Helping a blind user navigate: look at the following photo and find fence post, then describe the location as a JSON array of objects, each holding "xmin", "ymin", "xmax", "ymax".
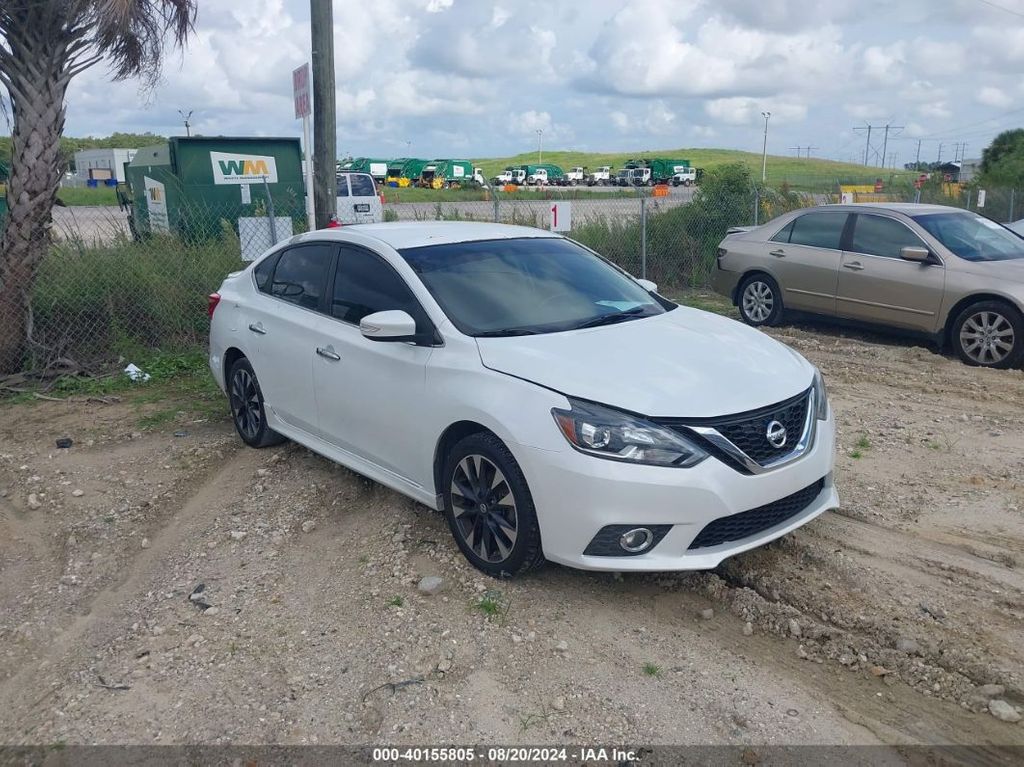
[
  {"xmin": 966, "ymin": 189, "xmax": 972, "ymax": 211},
  {"xmin": 640, "ymin": 195, "xmax": 647, "ymax": 280},
  {"xmin": 1010, "ymin": 188, "xmax": 1016, "ymax": 223},
  {"xmin": 263, "ymin": 176, "xmax": 278, "ymax": 244},
  {"xmin": 493, "ymin": 195, "xmax": 499, "ymax": 224}
]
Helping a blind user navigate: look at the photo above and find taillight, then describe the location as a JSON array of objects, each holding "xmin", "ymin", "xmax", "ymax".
[{"xmin": 207, "ymin": 292, "xmax": 221, "ymax": 319}]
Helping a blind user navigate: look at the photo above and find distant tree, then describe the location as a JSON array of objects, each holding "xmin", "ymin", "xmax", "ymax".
[
  {"xmin": 979, "ymin": 129, "xmax": 1024, "ymax": 186},
  {"xmin": 0, "ymin": 1, "xmax": 196, "ymax": 373}
]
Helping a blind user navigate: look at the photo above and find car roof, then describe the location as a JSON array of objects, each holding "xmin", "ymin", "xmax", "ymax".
[
  {"xmin": 301, "ymin": 221, "xmax": 561, "ymax": 250},
  {"xmin": 810, "ymin": 202, "xmax": 963, "ymax": 216}
]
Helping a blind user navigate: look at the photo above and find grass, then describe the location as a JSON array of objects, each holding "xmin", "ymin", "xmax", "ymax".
[
  {"xmin": 387, "ymin": 595, "xmax": 404, "ymax": 608},
  {"xmin": 475, "ymin": 148, "xmax": 916, "ymax": 192},
  {"xmin": 2, "ymin": 349, "xmax": 229, "ymax": 440},
  {"xmin": 848, "ymin": 435, "xmax": 872, "ymax": 459},
  {"xmin": 30, "ymin": 230, "xmax": 244, "ymax": 365},
  {"xmin": 57, "ymin": 186, "xmax": 119, "ymax": 206},
  {"xmin": 672, "ymin": 290, "xmax": 735, "ymax": 317},
  {"xmin": 642, "ymin": 662, "xmax": 662, "ymax": 677},
  {"xmin": 473, "ymin": 590, "xmax": 511, "ymax": 624}
]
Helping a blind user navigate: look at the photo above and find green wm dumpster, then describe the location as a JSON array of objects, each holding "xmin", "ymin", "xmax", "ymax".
[{"xmin": 125, "ymin": 136, "xmax": 305, "ymax": 248}]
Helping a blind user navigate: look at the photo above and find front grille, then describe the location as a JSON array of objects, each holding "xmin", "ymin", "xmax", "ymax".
[
  {"xmin": 658, "ymin": 388, "xmax": 811, "ymax": 473},
  {"xmin": 688, "ymin": 478, "xmax": 825, "ymax": 550},
  {"xmin": 714, "ymin": 391, "xmax": 810, "ymax": 464}
]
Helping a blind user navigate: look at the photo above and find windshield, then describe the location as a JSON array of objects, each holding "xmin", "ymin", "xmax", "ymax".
[
  {"xmin": 912, "ymin": 212, "xmax": 1024, "ymax": 262},
  {"xmin": 399, "ymin": 237, "xmax": 670, "ymax": 336}
]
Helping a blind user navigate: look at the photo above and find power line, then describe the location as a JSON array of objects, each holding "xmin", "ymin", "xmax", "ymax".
[{"xmin": 971, "ymin": 0, "xmax": 1024, "ymax": 19}]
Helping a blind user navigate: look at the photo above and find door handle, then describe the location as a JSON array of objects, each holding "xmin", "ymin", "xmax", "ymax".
[
  {"xmin": 248, "ymin": 322, "xmax": 267, "ymax": 335},
  {"xmin": 769, "ymin": 248, "xmax": 786, "ymax": 257},
  {"xmin": 316, "ymin": 346, "xmax": 341, "ymax": 361},
  {"xmin": 843, "ymin": 261, "xmax": 865, "ymax": 271}
]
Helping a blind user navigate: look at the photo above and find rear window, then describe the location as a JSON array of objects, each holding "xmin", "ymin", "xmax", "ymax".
[
  {"xmin": 349, "ymin": 173, "xmax": 376, "ymax": 196},
  {"xmin": 787, "ymin": 212, "xmax": 848, "ymax": 250}
]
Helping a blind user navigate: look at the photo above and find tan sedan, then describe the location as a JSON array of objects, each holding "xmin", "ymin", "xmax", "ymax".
[{"xmin": 712, "ymin": 203, "xmax": 1024, "ymax": 369}]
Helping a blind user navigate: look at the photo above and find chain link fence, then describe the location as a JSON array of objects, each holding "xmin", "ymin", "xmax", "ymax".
[{"xmin": 3, "ymin": 170, "xmax": 1021, "ymax": 374}]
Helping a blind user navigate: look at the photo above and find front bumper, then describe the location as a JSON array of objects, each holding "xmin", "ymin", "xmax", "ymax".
[
  {"xmin": 711, "ymin": 266, "xmax": 742, "ymax": 303},
  {"xmin": 516, "ymin": 409, "xmax": 837, "ymax": 571}
]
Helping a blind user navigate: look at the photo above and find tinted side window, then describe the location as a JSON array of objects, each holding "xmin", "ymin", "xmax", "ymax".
[
  {"xmin": 770, "ymin": 220, "xmax": 795, "ymax": 243},
  {"xmin": 254, "ymin": 251, "xmax": 282, "ymax": 293},
  {"xmin": 336, "ymin": 176, "xmax": 350, "ymax": 197},
  {"xmin": 331, "ymin": 247, "xmax": 424, "ymax": 328},
  {"xmin": 270, "ymin": 243, "xmax": 333, "ymax": 311},
  {"xmin": 850, "ymin": 214, "xmax": 926, "ymax": 258},
  {"xmin": 788, "ymin": 212, "xmax": 848, "ymax": 250},
  {"xmin": 349, "ymin": 173, "xmax": 376, "ymax": 196}
]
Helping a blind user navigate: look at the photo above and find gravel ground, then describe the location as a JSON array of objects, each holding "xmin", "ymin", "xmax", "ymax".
[{"xmin": 1, "ymin": 310, "xmax": 1023, "ymax": 752}]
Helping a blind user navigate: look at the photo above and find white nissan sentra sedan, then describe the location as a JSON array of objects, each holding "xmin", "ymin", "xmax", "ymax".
[{"xmin": 209, "ymin": 222, "xmax": 838, "ymax": 577}]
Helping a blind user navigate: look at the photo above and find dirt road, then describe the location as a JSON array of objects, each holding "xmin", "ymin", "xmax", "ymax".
[{"xmin": 0, "ymin": 308, "xmax": 1022, "ymax": 752}]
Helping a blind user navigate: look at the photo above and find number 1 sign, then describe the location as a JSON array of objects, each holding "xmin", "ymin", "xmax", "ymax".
[{"xmin": 549, "ymin": 201, "xmax": 572, "ymax": 232}]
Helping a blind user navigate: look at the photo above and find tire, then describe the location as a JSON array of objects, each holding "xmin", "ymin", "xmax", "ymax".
[
  {"xmin": 738, "ymin": 273, "xmax": 784, "ymax": 327},
  {"xmin": 227, "ymin": 358, "xmax": 286, "ymax": 448},
  {"xmin": 951, "ymin": 300, "xmax": 1024, "ymax": 369},
  {"xmin": 441, "ymin": 432, "xmax": 545, "ymax": 578}
]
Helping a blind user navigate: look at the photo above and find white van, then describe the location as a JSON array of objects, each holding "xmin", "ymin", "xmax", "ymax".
[{"xmin": 336, "ymin": 172, "xmax": 383, "ymax": 224}]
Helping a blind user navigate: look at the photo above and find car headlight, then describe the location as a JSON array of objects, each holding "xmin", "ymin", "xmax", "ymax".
[
  {"xmin": 552, "ymin": 399, "xmax": 708, "ymax": 468},
  {"xmin": 812, "ymin": 367, "xmax": 829, "ymax": 421}
]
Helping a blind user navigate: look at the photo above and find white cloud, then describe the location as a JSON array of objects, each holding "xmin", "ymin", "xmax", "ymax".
[
  {"xmin": 977, "ymin": 86, "xmax": 1012, "ymax": 108},
  {"xmin": 50, "ymin": 0, "xmax": 1024, "ymax": 161},
  {"xmin": 705, "ymin": 97, "xmax": 806, "ymax": 125},
  {"xmin": 863, "ymin": 44, "xmax": 905, "ymax": 82}
]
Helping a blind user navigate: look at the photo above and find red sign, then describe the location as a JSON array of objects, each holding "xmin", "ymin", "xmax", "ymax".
[
  {"xmin": 874, "ymin": 179, "xmax": 884, "ymax": 193},
  {"xmin": 292, "ymin": 64, "xmax": 310, "ymax": 119}
]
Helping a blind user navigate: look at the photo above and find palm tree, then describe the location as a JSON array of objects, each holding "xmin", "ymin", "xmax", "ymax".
[{"xmin": 0, "ymin": 1, "xmax": 197, "ymax": 373}]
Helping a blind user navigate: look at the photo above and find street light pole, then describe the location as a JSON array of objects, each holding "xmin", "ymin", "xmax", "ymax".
[
  {"xmin": 178, "ymin": 109, "xmax": 193, "ymax": 137},
  {"xmin": 760, "ymin": 111, "xmax": 771, "ymax": 183},
  {"xmin": 536, "ymin": 129, "xmax": 543, "ymax": 164}
]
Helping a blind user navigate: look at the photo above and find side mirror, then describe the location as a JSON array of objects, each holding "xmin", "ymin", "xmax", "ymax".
[
  {"xmin": 900, "ymin": 246, "xmax": 931, "ymax": 262},
  {"xmin": 636, "ymin": 278, "xmax": 659, "ymax": 293},
  {"xmin": 360, "ymin": 310, "xmax": 418, "ymax": 342}
]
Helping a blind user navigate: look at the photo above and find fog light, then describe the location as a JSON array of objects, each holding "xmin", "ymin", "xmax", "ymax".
[{"xmin": 619, "ymin": 528, "xmax": 654, "ymax": 553}]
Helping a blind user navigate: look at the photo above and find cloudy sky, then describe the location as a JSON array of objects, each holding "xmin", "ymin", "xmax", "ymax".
[{"xmin": 61, "ymin": 0, "xmax": 1024, "ymax": 164}]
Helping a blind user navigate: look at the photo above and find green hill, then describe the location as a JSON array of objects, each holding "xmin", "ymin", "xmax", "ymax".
[{"xmin": 476, "ymin": 148, "xmax": 913, "ymax": 190}]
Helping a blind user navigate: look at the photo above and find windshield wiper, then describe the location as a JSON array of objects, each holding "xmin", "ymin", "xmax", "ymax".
[
  {"xmin": 572, "ymin": 306, "xmax": 651, "ymax": 330},
  {"xmin": 475, "ymin": 327, "xmax": 541, "ymax": 337}
]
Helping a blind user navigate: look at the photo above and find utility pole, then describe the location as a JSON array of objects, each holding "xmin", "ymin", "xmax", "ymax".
[
  {"xmin": 854, "ymin": 124, "xmax": 873, "ymax": 165},
  {"xmin": 760, "ymin": 111, "xmax": 771, "ymax": 182},
  {"xmin": 178, "ymin": 109, "xmax": 193, "ymax": 137},
  {"xmin": 880, "ymin": 124, "xmax": 903, "ymax": 169},
  {"xmin": 937, "ymin": 143, "xmax": 943, "ymax": 164},
  {"xmin": 805, "ymin": 146, "xmax": 818, "ymax": 159},
  {"xmin": 915, "ymin": 139, "xmax": 922, "ymax": 168},
  {"xmin": 536, "ymin": 129, "xmax": 543, "ymax": 164},
  {"xmin": 311, "ymin": 0, "xmax": 336, "ymax": 229},
  {"xmin": 791, "ymin": 146, "xmax": 803, "ymax": 157}
]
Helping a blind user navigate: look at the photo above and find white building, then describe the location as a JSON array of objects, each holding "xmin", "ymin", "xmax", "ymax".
[{"xmin": 72, "ymin": 148, "xmax": 138, "ymax": 184}]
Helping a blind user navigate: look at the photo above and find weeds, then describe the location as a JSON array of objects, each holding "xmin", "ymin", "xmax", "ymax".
[
  {"xmin": 473, "ymin": 590, "xmax": 511, "ymax": 624},
  {"xmin": 642, "ymin": 662, "xmax": 662, "ymax": 677},
  {"xmin": 387, "ymin": 596, "xmax": 404, "ymax": 608}
]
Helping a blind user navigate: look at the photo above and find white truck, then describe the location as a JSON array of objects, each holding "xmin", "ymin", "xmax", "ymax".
[
  {"xmin": 672, "ymin": 167, "xmax": 698, "ymax": 186},
  {"xmin": 561, "ymin": 167, "xmax": 586, "ymax": 186},
  {"xmin": 493, "ymin": 167, "xmax": 526, "ymax": 186},
  {"xmin": 586, "ymin": 166, "xmax": 613, "ymax": 186}
]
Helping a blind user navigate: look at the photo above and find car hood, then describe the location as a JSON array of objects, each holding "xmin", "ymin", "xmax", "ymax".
[{"xmin": 476, "ymin": 307, "xmax": 814, "ymax": 418}]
